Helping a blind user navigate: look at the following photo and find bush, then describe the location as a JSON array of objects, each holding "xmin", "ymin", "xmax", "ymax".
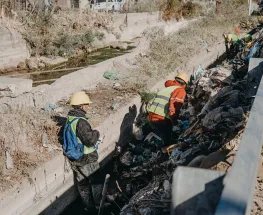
[
  {"xmin": 18, "ymin": 9, "xmax": 113, "ymax": 57},
  {"xmin": 134, "ymin": 0, "xmax": 249, "ymax": 85},
  {"xmin": 162, "ymin": 0, "xmax": 201, "ymax": 21},
  {"xmin": 139, "ymin": 91, "xmax": 157, "ymax": 104},
  {"xmin": 128, "ymin": 0, "xmax": 159, "ymax": 12}
]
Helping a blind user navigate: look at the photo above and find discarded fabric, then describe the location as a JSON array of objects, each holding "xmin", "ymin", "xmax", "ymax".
[{"xmin": 103, "ymin": 70, "xmax": 119, "ymax": 80}]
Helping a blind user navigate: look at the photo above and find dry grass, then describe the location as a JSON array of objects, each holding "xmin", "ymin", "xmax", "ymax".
[
  {"xmin": 0, "ymin": 107, "xmax": 61, "ymax": 191},
  {"xmin": 0, "ymin": 108, "xmax": 58, "ymax": 152},
  {"xmin": 0, "ymin": 0, "xmax": 252, "ymax": 193},
  {"xmin": 130, "ymin": 0, "xmax": 250, "ymax": 88},
  {"xmin": 5, "ymin": 9, "xmax": 114, "ymax": 57},
  {"xmin": 162, "ymin": 0, "xmax": 202, "ymax": 21},
  {"xmin": 128, "ymin": 0, "xmax": 160, "ymax": 13}
]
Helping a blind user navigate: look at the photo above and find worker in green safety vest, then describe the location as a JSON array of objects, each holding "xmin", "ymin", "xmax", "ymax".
[
  {"xmin": 148, "ymin": 73, "xmax": 189, "ymax": 146},
  {"xmin": 224, "ymin": 33, "xmax": 252, "ymax": 57},
  {"xmin": 66, "ymin": 91, "xmax": 102, "ymax": 212}
]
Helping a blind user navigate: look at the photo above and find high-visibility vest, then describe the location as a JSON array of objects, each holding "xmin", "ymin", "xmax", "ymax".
[
  {"xmin": 67, "ymin": 116, "xmax": 97, "ymax": 154},
  {"xmin": 227, "ymin": 34, "xmax": 239, "ymax": 42},
  {"xmin": 148, "ymin": 86, "xmax": 181, "ymax": 119}
]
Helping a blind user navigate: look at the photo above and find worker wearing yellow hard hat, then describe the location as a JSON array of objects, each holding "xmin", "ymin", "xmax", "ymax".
[
  {"xmin": 148, "ymin": 73, "xmax": 189, "ymax": 146},
  {"xmin": 63, "ymin": 91, "xmax": 102, "ymax": 212}
]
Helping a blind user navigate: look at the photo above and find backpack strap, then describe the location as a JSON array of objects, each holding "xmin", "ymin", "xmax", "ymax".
[
  {"xmin": 67, "ymin": 116, "xmax": 87, "ymax": 124},
  {"xmin": 66, "ymin": 116, "xmax": 97, "ymax": 154}
]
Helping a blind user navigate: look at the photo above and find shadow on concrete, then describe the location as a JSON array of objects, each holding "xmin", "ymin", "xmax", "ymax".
[
  {"xmin": 40, "ymin": 56, "xmax": 263, "ymax": 215},
  {"xmin": 52, "ymin": 115, "xmax": 67, "ymax": 145},
  {"xmin": 116, "ymin": 104, "xmax": 137, "ymax": 148}
]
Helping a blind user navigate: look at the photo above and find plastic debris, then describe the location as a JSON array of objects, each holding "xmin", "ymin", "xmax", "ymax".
[
  {"xmin": 42, "ymin": 132, "xmax": 49, "ymax": 148},
  {"xmin": 103, "ymin": 70, "xmax": 119, "ymax": 80},
  {"xmin": 144, "ymin": 132, "xmax": 164, "ymax": 147},
  {"xmin": 113, "ymin": 83, "xmax": 121, "ymax": 89},
  {"xmin": 138, "ymin": 208, "xmax": 158, "ymax": 215},
  {"xmin": 170, "ymin": 148, "xmax": 183, "ymax": 161},
  {"xmin": 44, "ymin": 103, "xmax": 57, "ymax": 112},
  {"xmin": 193, "ymin": 65, "xmax": 206, "ymax": 80},
  {"xmin": 93, "ymin": 28, "xmax": 263, "ymax": 214},
  {"xmin": 54, "ymin": 107, "xmax": 64, "ymax": 113},
  {"xmin": 120, "ymin": 151, "xmax": 134, "ymax": 166},
  {"xmin": 179, "ymin": 120, "xmax": 190, "ymax": 131},
  {"xmin": 133, "ymin": 125, "xmax": 144, "ymax": 140},
  {"xmin": 133, "ymin": 155, "xmax": 144, "ymax": 164},
  {"xmin": 111, "ymin": 103, "xmax": 120, "ymax": 110},
  {"xmin": 5, "ymin": 151, "xmax": 13, "ymax": 170}
]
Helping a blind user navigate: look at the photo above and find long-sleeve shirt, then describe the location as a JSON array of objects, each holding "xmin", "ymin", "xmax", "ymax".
[
  {"xmin": 148, "ymin": 80, "xmax": 186, "ymax": 124},
  {"xmin": 68, "ymin": 108, "xmax": 100, "ymax": 163}
]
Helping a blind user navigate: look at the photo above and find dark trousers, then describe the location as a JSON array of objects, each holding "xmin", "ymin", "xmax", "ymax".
[
  {"xmin": 149, "ymin": 119, "xmax": 173, "ymax": 146},
  {"xmin": 70, "ymin": 161, "xmax": 101, "ymax": 210}
]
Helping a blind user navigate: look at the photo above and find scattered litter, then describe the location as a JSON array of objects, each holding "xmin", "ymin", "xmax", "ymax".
[
  {"xmin": 198, "ymin": 38, "xmax": 209, "ymax": 52},
  {"xmin": 42, "ymin": 132, "xmax": 49, "ymax": 148},
  {"xmin": 193, "ymin": 65, "xmax": 206, "ymax": 80},
  {"xmin": 120, "ymin": 151, "xmax": 134, "ymax": 166},
  {"xmin": 144, "ymin": 132, "xmax": 164, "ymax": 147},
  {"xmin": 138, "ymin": 208, "xmax": 158, "ymax": 215},
  {"xmin": 5, "ymin": 151, "xmax": 13, "ymax": 170},
  {"xmin": 118, "ymin": 34, "xmax": 260, "ymax": 212},
  {"xmin": 139, "ymin": 52, "xmax": 148, "ymax": 57},
  {"xmin": 44, "ymin": 103, "xmax": 57, "ymax": 112},
  {"xmin": 170, "ymin": 148, "xmax": 183, "ymax": 161},
  {"xmin": 117, "ymin": 146, "xmax": 122, "ymax": 153},
  {"xmin": 179, "ymin": 120, "xmax": 190, "ymax": 131},
  {"xmin": 39, "ymin": 147, "xmax": 44, "ymax": 153},
  {"xmin": 104, "ymin": 70, "xmax": 120, "ymax": 80},
  {"xmin": 54, "ymin": 107, "xmax": 64, "ymax": 113},
  {"xmin": 111, "ymin": 103, "xmax": 120, "ymax": 110},
  {"xmin": 133, "ymin": 125, "xmax": 144, "ymax": 140},
  {"xmin": 113, "ymin": 83, "xmax": 121, "ymax": 89}
]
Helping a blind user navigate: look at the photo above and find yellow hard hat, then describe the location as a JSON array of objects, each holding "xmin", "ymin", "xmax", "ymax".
[
  {"xmin": 70, "ymin": 91, "xmax": 92, "ymax": 105},
  {"xmin": 226, "ymin": 34, "xmax": 232, "ymax": 42},
  {"xmin": 176, "ymin": 73, "xmax": 189, "ymax": 84}
]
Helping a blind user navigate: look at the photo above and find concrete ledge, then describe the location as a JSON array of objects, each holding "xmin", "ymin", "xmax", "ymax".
[
  {"xmin": 0, "ymin": 26, "xmax": 30, "ymax": 69},
  {"xmin": 0, "ymin": 77, "xmax": 32, "ymax": 97},
  {"xmin": 0, "ymin": 42, "xmax": 225, "ymax": 215},
  {"xmin": 171, "ymin": 167, "xmax": 225, "ymax": 215}
]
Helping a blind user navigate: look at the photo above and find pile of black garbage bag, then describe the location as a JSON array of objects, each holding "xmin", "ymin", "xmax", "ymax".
[
  {"xmin": 115, "ymin": 55, "xmax": 263, "ymax": 214},
  {"xmin": 104, "ymin": 29, "xmax": 263, "ymax": 214}
]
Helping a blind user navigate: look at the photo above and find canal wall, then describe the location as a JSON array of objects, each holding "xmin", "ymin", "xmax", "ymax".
[
  {"xmin": 0, "ymin": 41, "xmax": 225, "ymax": 215},
  {"xmin": 0, "ymin": 26, "xmax": 30, "ymax": 70}
]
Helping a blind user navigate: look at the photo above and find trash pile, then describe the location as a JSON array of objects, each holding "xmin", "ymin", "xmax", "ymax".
[
  {"xmin": 99, "ymin": 27, "xmax": 263, "ymax": 215},
  {"xmin": 115, "ymin": 53, "xmax": 263, "ymax": 215}
]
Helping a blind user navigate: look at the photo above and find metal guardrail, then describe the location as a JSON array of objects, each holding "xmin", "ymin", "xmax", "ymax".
[
  {"xmin": 215, "ymin": 58, "xmax": 263, "ymax": 215},
  {"xmin": 172, "ymin": 58, "xmax": 263, "ymax": 215}
]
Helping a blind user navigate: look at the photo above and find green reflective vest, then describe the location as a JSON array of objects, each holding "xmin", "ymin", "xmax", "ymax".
[
  {"xmin": 227, "ymin": 34, "xmax": 252, "ymax": 44},
  {"xmin": 67, "ymin": 116, "xmax": 97, "ymax": 155},
  {"xmin": 148, "ymin": 86, "xmax": 180, "ymax": 119}
]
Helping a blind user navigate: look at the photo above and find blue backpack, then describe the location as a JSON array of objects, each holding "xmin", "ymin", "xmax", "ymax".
[{"xmin": 63, "ymin": 117, "xmax": 84, "ymax": 160}]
